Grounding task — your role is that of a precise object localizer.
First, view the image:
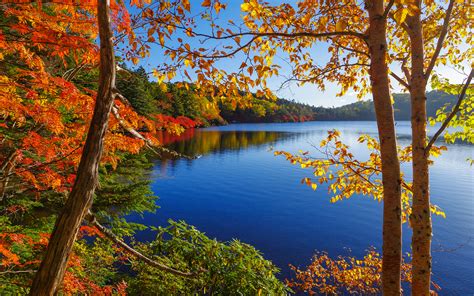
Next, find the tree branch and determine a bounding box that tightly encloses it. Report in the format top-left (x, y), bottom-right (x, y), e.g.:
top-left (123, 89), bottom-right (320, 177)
top-left (383, 0), bottom-right (395, 19)
top-left (425, 68), bottom-right (473, 152)
top-left (111, 102), bottom-right (196, 160)
top-left (235, 30), bottom-right (367, 41)
top-left (86, 213), bottom-right (199, 279)
top-left (390, 72), bottom-right (410, 90)
top-left (424, 0), bottom-right (455, 80)
top-left (143, 19), bottom-right (367, 42)
top-left (0, 270), bottom-right (36, 275)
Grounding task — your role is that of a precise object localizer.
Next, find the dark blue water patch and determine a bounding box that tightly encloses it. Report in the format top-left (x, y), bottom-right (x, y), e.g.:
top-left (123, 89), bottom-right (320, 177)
top-left (128, 121), bottom-right (474, 294)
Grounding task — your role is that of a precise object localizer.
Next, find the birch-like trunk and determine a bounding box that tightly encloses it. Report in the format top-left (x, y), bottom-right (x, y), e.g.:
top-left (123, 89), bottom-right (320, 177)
top-left (366, 0), bottom-right (403, 294)
top-left (30, 0), bottom-right (116, 294)
top-left (406, 4), bottom-right (432, 294)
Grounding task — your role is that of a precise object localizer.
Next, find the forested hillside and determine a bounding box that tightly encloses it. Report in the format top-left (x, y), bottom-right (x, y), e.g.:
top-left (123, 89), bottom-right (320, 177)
top-left (117, 66), bottom-right (316, 124)
top-left (119, 68), bottom-right (457, 123)
top-left (313, 91), bottom-right (457, 120)
top-left (220, 97), bottom-right (316, 123)
top-left (117, 67), bottom-right (457, 123)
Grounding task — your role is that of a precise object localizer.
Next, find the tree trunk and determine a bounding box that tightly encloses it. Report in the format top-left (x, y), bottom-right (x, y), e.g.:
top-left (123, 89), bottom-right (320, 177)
top-left (366, 1), bottom-right (403, 294)
top-left (406, 4), bottom-right (432, 295)
top-left (0, 151), bottom-right (17, 202)
top-left (29, 1), bottom-right (116, 294)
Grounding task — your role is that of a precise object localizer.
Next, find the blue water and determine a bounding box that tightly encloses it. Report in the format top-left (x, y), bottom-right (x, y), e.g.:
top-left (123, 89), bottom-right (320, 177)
top-left (131, 121), bottom-right (474, 294)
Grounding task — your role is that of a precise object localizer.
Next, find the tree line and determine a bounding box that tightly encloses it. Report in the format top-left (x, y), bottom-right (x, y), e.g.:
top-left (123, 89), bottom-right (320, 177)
top-left (313, 90), bottom-right (458, 121)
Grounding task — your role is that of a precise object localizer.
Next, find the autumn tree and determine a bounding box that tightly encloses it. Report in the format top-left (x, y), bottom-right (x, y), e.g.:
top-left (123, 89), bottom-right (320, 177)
top-left (0, 1), bottom-right (153, 292)
top-left (265, 0), bottom-right (472, 293)
top-left (25, 0), bottom-right (199, 293)
top-left (390, 1), bottom-right (472, 293)
top-left (0, 0), bottom-right (288, 293)
top-left (1, 0), bottom-right (188, 293)
top-left (28, 0), bottom-right (121, 292)
top-left (145, 0), bottom-right (471, 294)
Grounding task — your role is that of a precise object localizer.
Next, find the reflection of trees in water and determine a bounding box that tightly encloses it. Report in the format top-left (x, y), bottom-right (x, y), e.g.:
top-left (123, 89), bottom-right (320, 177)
top-left (157, 126), bottom-right (473, 170)
top-left (154, 127), bottom-right (472, 177)
top-left (156, 129), bottom-right (307, 171)
top-left (164, 129), bottom-right (290, 157)
top-left (156, 128), bottom-right (349, 160)
top-left (155, 129), bottom-right (299, 174)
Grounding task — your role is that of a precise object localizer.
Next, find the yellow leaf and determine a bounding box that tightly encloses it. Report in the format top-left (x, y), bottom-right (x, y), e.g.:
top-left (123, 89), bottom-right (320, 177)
top-left (214, 2), bottom-right (222, 14)
top-left (241, 2), bottom-right (251, 12)
top-left (394, 8), bottom-right (409, 24)
top-left (201, 0), bottom-right (211, 7)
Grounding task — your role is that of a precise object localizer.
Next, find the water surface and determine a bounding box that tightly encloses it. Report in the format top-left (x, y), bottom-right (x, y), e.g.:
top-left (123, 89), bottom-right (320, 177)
top-left (131, 121), bottom-right (473, 294)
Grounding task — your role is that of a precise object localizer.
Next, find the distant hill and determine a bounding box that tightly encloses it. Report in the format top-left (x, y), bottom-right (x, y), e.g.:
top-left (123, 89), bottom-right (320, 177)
top-left (313, 91), bottom-right (457, 121)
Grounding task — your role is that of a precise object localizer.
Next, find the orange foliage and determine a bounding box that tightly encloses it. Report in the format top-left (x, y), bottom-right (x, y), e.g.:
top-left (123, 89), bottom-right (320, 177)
top-left (0, 0), bottom-right (200, 197)
top-left (0, 228), bottom-right (127, 295)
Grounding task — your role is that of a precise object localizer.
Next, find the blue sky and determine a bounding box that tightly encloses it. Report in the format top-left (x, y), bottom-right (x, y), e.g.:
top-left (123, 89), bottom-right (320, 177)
top-left (127, 0), bottom-right (469, 108)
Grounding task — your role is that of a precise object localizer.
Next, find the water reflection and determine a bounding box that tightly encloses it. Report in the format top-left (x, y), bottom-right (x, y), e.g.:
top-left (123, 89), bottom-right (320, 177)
top-left (158, 129), bottom-right (289, 157)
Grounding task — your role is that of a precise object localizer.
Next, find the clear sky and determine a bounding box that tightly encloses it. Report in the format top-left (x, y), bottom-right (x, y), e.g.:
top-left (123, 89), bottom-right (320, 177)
top-left (128, 1), bottom-right (469, 108)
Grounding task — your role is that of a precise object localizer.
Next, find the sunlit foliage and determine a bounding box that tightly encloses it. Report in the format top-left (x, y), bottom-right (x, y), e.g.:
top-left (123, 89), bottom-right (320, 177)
top-left (287, 249), bottom-right (441, 295)
top-left (429, 75), bottom-right (474, 144)
top-left (274, 130), bottom-right (447, 223)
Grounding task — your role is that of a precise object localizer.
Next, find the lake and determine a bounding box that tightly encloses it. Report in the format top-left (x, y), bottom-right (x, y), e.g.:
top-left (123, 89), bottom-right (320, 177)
top-left (130, 121), bottom-right (473, 294)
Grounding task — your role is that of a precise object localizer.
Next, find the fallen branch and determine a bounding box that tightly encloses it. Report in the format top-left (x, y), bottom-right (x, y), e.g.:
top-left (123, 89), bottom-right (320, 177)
top-left (86, 213), bottom-right (200, 279)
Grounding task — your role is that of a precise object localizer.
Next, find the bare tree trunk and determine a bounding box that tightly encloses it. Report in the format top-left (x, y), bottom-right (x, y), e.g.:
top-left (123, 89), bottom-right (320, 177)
top-left (406, 4), bottom-right (432, 295)
top-left (366, 0), bottom-right (403, 294)
top-left (30, 0), bottom-right (115, 294)
top-left (0, 151), bottom-right (17, 202)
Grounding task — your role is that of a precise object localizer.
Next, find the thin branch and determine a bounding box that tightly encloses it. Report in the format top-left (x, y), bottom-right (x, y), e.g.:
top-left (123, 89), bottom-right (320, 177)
top-left (0, 269), bottom-right (36, 274)
top-left (390, 72), bottom-right (410, 90)
top-left (0, 146), bottom-right (81, 181)
top-left (278, 62), bottom-right (370, 90)
top-left (86, 213), bottom-right (199, 278)
top-left (333, 39), bottom-right (370, 57)
top-left (424, 0), bottom-right (455, 80)
top-left (63, 63), bottom-right (86, 81)
top-left (383, 0), bottom-right (395, 19)
top-left (144, 17), bottom-right (367, 42)
top-left (0, 270), bottom-right (36, 275)
top-left (425, 68), bottom-right (473, 152)
top-left (243, 31), bottom-right (367, 42)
